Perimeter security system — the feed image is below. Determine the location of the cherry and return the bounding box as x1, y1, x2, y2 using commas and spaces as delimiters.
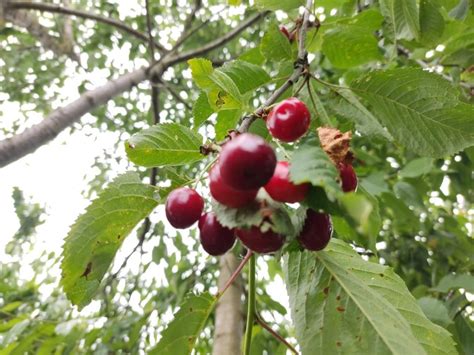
165, 187, 204, 229
198, 212, 236, 256
264, 161, 309, 203
218, 133, 276, 191
236, 226, 284, 254
297, 210, 333, 251
209, 165, 258, 208
339, 162, 358, 192
266, 98, 310, 142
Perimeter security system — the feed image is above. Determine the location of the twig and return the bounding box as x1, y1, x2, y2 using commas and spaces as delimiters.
8, 1, 167, 53
216, 249, 253, 298
155, 81, 192, 110
255, 313, 299, 354
236, 0, 313, 134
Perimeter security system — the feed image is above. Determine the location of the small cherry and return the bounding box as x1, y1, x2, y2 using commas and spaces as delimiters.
219, 133, 277, 191
236, 226, 284, 254
339, 163, 358, 192
266, 98, 310, 142
209, 165, 258, 208
199, 212, 236, 256
298, 210, 333, 251
165, 187, 204, 229
264, 161, 310, 203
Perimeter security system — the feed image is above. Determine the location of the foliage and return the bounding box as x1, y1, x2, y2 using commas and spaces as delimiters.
1, 0, 473, 354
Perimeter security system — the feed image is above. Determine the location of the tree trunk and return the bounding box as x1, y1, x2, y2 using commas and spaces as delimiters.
213, 252, 244, 355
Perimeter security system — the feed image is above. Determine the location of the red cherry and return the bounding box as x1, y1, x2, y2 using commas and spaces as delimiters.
209, 165, 258, 208
339, 163, 358, 192
236, 226, 284, 254
165, 187, 204, 229
264, 161, 309, 203
219, 133, 277, 190
198, 212, 236, 256
266, 98, 310, 142
298, 210, 333, 251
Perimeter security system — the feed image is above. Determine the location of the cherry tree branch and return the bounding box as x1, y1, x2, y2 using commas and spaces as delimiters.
6, 1, 167, 53
0, 11, 268, 168
255, 313, 299, 354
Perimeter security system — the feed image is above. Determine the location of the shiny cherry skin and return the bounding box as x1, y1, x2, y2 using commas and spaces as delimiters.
266, 98, 310, 142
264, 161, 310, 203
236, 227, 284, 254
298, 210, 333, 251
339, 163, 358, 192
198, 212, 236, 256
218, 133, 277, 191
209, 165, 258, 208
165, 187, 204, 229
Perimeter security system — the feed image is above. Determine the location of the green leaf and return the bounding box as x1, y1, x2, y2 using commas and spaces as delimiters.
219, 60, 271, 94
420, 0, 445, 45
193, 91, 214, 128
399, 157, 434, 178
432, 274, 474, 293
289, 135, 342, 200
321, 25, 383, 69
284, 239, 457, 355
212, 200, 263, 230
441, 28, 474, 66
332, 88, 392, 140
255, 0, 304, 12
239, 47, 265, 65
149, 293, 216, 355
60, 173, 158, 308
260, 24, 293, 62
449, 0, 469, 20
126, 123, 204, 167
215, 109, 242, 140
380, 0, 420, 40
351, 68, 474, 158
418, 297, 453, 328
450, 315, 474, 355
394, 181, 424, 209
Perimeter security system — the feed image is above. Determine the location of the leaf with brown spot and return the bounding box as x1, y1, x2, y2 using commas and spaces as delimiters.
317, 126, 353, 165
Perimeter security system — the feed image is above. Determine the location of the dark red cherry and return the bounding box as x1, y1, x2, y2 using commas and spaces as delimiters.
339, 163, 358, 192
209, 165, 258, 208
298, 210, 333, 251
264, 161, 309, 203
165, 187, 204, 229
266, 98, 310, 142
198, 212, 236, 256
219, 133, 277, 191
235, 227, 284, 254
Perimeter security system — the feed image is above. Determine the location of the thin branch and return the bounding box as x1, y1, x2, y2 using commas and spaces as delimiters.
255, 313, 299, 355
155, 81, 192, 110
7, 1, 167, 53
236, 2, 312, 133
216, 249, 253, 298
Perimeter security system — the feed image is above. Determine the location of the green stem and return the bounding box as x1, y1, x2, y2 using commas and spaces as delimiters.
243, 254, 256, 355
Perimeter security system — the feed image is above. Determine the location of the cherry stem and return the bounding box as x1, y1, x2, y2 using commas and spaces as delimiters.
243, 254, 256, 355
216, 249, 253, 299
255, 313, 299, 354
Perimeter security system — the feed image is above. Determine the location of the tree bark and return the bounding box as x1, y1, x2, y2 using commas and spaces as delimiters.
213, 253, 244, 355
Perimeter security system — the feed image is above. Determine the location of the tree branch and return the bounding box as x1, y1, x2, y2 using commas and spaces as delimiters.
0, 10, 267, 167
6, 1, 167, 53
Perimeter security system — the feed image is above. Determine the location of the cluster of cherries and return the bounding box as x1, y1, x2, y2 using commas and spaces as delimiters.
165, 98, 357, 256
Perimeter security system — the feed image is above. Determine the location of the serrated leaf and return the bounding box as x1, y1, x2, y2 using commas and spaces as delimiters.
215, 109, 241, 140
284, 239, 457, 355
212, 200, 263, 229
432, 274, 474, 293
149, 293, 216, 355
255, 0, 304, 12
333, 88, 392, 140
60, 173, 158, 308
289, 135, 342, 200
298, 81, 332, 126
126, 123, 204, 167
193, 91, 214, 127
399, 157, 434, 178
380, 0, 420, 41
220, 60, 271, 94
420, 0, 445, 45
322, 25, 382, 68
260, 24, 293, 62
418, 297, 453, 328
351, 68, 474, 158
